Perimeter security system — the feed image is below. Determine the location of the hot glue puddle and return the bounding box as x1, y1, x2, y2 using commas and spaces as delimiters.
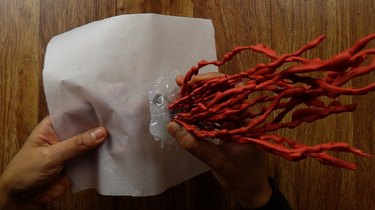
148, 72, 180, 147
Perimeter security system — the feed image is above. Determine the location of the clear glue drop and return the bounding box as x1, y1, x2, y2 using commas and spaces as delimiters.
148, 72, 180, 147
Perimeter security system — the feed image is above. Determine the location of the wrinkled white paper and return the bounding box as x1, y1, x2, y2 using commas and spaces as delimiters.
43, 14, 217, 196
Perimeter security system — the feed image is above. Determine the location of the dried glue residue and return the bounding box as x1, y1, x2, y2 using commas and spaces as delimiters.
148, 72, 180, 147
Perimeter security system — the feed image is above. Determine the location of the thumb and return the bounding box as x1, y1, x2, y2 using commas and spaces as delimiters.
175, 75, 184, 87
48, 127, 108, 163
167, 122, 219, 168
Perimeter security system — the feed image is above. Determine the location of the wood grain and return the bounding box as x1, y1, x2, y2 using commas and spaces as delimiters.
1, 0, 374, 209
0, 0, 41, 181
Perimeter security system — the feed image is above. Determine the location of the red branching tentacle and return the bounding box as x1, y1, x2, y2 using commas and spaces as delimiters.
170, 34, 375, 170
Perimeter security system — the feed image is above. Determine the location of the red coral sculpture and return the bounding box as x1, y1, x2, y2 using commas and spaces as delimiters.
169, 34, 375, 170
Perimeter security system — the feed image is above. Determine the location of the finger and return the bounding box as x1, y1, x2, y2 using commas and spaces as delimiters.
47, 127, 108, 163
176, 75, 184, 86
38, 116, 61, 145
176, 72, 224, 87
35, 116, 52, 129
24, 116, 60, 147
191, 72, 224, 84
31, 174, 71, 204
167, 122, 220, 168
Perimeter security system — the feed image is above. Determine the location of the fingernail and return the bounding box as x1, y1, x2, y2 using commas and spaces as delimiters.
167, 122, 182, 137
90, 127, 106, 141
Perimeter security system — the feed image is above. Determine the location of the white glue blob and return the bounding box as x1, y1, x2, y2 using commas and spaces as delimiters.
148, 72, 180, 147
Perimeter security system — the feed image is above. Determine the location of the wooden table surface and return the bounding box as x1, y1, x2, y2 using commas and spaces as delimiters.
1, 0, 374, 209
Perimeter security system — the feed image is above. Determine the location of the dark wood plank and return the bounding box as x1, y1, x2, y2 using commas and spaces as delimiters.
193, 0, 272, 75
0, 0, 41, 180
270, 1, 375, 209
117, 0, 193, 16
350, 1, 375, 210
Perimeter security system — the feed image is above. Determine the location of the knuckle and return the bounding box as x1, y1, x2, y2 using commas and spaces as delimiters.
187, 140, 200, 153
41, 149, 54, 163
41, 149, 61, 168
178, 132, 196, 150
73, 134, 91, 150
63, 177, 72, 188
176, 130, 190, 142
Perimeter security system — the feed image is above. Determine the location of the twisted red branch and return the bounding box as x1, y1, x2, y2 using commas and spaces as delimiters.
169, 34, 375, 170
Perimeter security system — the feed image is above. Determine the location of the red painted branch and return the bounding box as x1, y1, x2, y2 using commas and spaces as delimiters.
169, 34, 375, 170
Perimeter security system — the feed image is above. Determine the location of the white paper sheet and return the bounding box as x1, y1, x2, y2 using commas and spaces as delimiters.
43, 14, 217, 196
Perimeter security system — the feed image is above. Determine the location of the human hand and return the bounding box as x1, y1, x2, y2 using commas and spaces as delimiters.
170, 73, 272, 209
167, 122, 271, 209
0, 116, 108, 208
